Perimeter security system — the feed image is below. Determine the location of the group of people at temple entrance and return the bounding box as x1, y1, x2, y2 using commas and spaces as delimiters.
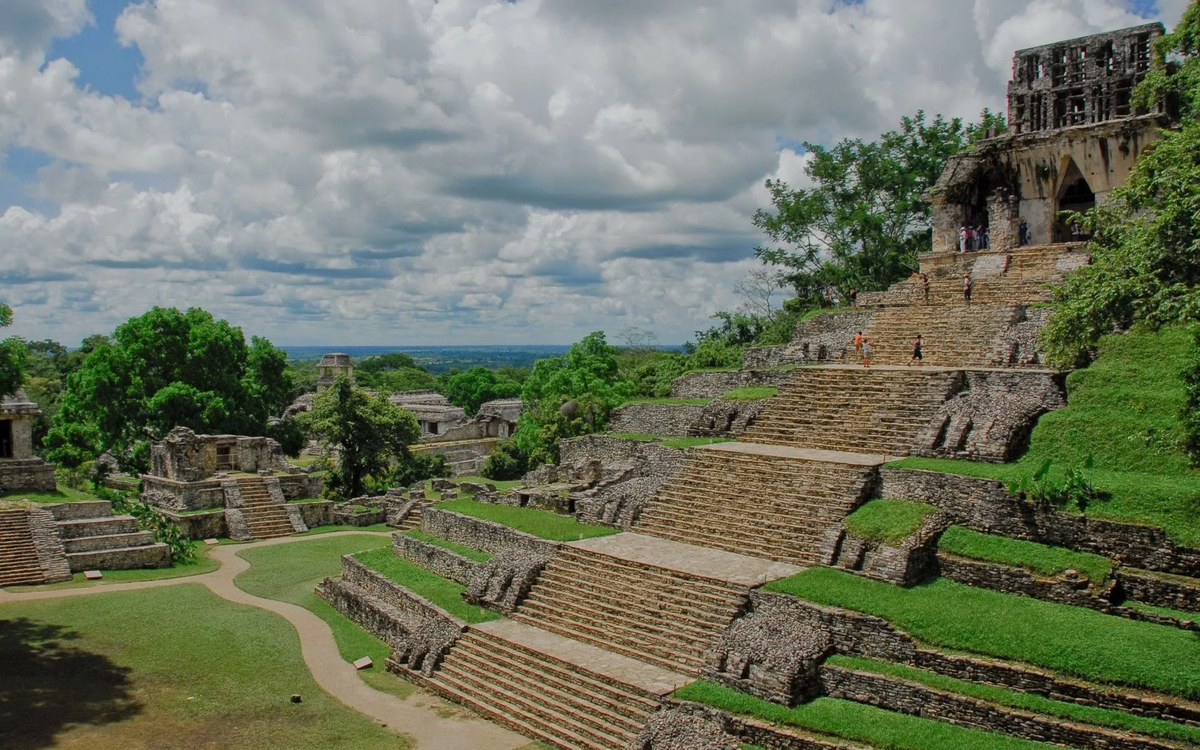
961, 219, 1034, 251
853, 331, 924, 368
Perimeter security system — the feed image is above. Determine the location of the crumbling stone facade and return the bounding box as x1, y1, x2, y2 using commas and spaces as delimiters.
0, 391, 56, 493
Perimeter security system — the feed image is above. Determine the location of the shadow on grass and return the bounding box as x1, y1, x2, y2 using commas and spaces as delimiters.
0, 618, 141, 749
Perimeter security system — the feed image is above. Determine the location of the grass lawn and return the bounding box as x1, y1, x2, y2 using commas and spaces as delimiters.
297, 523, 393, 536
938, 526, 1113, 582
233, 534, 415, 700
3, 547, 220, 592
352, 548, 499, 624
721, 387, 778, 401
403, 530, 493, 562
0, 584, 406, 749
452, 475, 524, 493
661, 437, 736, 449
828, 656, 1200, 745
843, 499, 939, 544
765, 568, 1200, 700
885, 327, 1200, 547
605, 433, 661, 442
0, 486, 103, 505
622, 397, 712, 406
435, 498, 619, 542
674, 681, 1051, 750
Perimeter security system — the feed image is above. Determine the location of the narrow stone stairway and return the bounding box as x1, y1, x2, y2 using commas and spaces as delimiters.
635, 443, 881, 564
234, 477, 297, 539
0, 509, 45, 586
52, 501, 170, 571
863, 303, 1026, 367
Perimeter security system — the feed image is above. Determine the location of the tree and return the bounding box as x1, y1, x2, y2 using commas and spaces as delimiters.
442, 367, 522, 416
46, 307, 293, 471
0, 302, 25, 401
299, 374, 420, 498
354, 352, 437, 393
514, 332, 635, 465
754, 111, 972, 307
481, 438, 529, 481
1042, 4, 1200, 364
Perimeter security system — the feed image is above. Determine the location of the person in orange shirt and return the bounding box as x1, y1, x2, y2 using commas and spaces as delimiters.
854, 331, 864, 358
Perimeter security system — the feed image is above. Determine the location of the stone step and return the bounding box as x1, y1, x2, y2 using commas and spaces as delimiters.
522, 584, 732, 641
510, 607, 705, 673
66, 542, 171, 572
536, 562, 746, 619
55, 516, 139, 539
61, 531, 157, 553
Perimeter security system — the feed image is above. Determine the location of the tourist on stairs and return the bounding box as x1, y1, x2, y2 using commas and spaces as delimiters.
963, 272, 973, 306
908, 335, 923, 366
861, 339, 872, 368
920, 272, 930, 305
854, 331, 864, 358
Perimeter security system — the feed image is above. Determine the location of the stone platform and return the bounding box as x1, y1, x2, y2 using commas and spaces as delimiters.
696, 440, 891, 466
472, 619, 691, 696
567, 532, 802, 587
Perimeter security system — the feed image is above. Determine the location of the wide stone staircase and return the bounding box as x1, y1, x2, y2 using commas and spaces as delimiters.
863, 303, 1027, 367
0, 509, 45, 586
743, 367, 960, 455
635, 443, 879, 565
427, 621, 674, 750
233, 476, 298, 539
51, 501, 170, 571
511, 545, 749, 674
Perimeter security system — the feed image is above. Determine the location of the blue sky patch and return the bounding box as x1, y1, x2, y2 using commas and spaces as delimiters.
47, 1, 143, 100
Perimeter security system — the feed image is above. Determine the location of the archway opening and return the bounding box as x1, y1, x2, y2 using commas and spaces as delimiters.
1055, 162, 1095, 242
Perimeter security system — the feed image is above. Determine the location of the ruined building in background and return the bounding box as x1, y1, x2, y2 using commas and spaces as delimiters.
316, 351, 355, 392
931, 22, 1169, 252
0, 390, 56, 493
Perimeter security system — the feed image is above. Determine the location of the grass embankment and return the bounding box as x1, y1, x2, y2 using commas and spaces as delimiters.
828, 656, 1200, 745
765, 567, 1200, 700
890, 326, 1200, 546
403, 529, 493, 562
0, 585, 407, 749
0, 486, 104, 505
938, 526, 1113, 582
721, 387, 779, 401
233, 534, 415, 699
435, 498, 618, 542
844, 500, 938, 544
674, 681, 1050, 750
352, 548, 498, 624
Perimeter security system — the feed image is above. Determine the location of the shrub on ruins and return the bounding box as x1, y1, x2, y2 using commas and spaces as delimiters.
299, 374, 420, 498
45, 307, 293, 472
388, 450, 450, 489
441, 366, 522, 416
480, 438, 529, 481
1043, 4, 1200, 365
753, 110, 977, 307
265, 417, 307, 458
1006, 458, 1108, 515
514, 332, 635, 465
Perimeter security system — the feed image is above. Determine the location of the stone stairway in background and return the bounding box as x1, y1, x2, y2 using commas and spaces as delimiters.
227, 476, 303, 540
743, 367, 961, 455
426, 620, 685, 750
0, 509, 46, 586
511, 534, 799, 674
635, 443, 882, 565
863, 303, 1030, 367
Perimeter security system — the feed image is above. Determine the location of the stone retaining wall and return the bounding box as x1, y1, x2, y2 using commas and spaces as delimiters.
561, 435, 687, 479
670, 370, 794, 399
392, 533, 481, 586
879, 468, 1200, 577
420, 508, 557, 556
820, 665, 1175, 750
1116, 569, 1200, 615
656, 702, 863, 750
0, 459, 57, 493
608, 403, 708, 437
689, 398, 770, 438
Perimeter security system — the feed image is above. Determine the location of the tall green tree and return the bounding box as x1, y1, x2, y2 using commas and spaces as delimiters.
354, 352, 437, 393
754, 111, 976, 306
299, 375, 420, 498
0, 302, 24, 401
515, 332, 634, 465
1043, 3, 1200, 365
46, 307, 292, 470
442, 366, 522, 415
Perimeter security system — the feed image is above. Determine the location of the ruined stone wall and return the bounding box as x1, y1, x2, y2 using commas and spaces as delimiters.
27, 506, 71, 583
608, 404, 708, 437
393, 533, 481, 586
671, 370, 794, 400
878, 468, 1200, 577
742, 312, 875, 369
0, 459, 57, 493
420, 508, 557, 556
689, 398, 770, 439
411, 439, 498, 476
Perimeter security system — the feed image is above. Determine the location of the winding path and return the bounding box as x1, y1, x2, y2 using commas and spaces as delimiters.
0, 532, 527, 750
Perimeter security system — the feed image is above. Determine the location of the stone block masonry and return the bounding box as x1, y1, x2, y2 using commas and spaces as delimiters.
670, 370, 795, 400
419, 508, 558, 557
0, 459, 57, 493
392, 532, 482, 586
608, 403, 708, 437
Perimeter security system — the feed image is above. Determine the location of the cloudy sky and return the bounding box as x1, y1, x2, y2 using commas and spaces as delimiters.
0, 0, 1186, 347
